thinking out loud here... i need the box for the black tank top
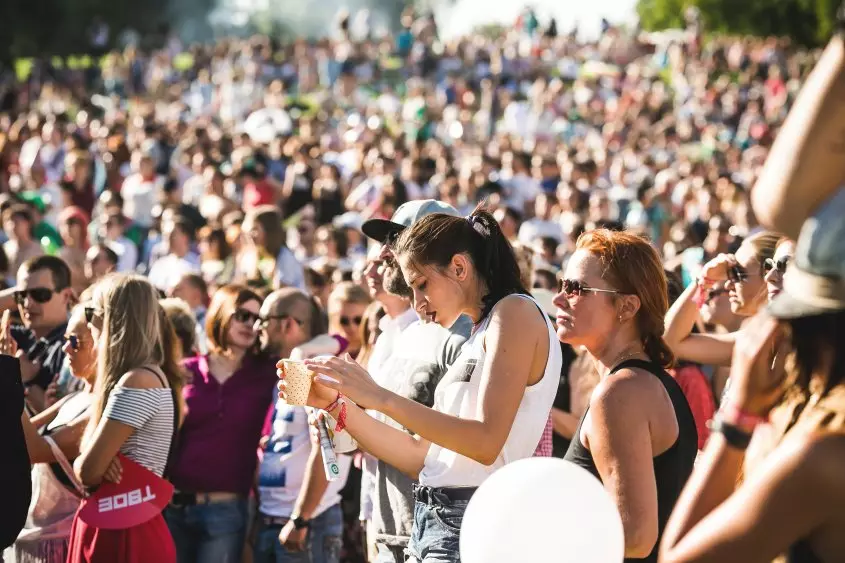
[563,359,698,563]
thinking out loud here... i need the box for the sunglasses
[727,265,749,284]
[64,334,82,351]
[557,278,623,298]
[85,306,104,324]
[763,256,790,276]
[339,315,363,327]
[232,309,260,325]
[15,287,59,305]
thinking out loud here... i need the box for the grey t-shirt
[372,315,472,551]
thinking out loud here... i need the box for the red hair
[576,229,674,367]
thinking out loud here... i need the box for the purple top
[168,354,278,495]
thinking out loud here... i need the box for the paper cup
[282,360,312,406]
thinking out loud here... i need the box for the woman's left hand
[304,355,386,410]
[726,312,790,417]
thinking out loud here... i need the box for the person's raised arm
[665,256,736,366]
[308,296,547,467]
[751,35,845,239]
[20,410,87,464]
[588,374,660,559]
[659,431,844,563]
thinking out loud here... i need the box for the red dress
[65,509,175,563]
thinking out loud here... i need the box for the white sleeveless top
[419,294,562,488]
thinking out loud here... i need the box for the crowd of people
[1,4,845,563]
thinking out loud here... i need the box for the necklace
[606,346,646,373]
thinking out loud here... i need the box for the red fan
[78,454,174,529]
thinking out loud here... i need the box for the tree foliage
[637,0,841,46]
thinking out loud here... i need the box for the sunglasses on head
[232,309,260,325]
[557,278,622,298]
[340,315,363,327]
[763,256,790,276]
[15,287,59,305]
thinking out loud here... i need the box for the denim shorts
[405,486,475,563]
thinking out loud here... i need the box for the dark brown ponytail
[394,205,528,321]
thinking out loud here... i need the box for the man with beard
[358,200,473,563]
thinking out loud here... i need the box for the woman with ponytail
[553,229,697,563]
[279,207,562,563]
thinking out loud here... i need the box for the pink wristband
[721,403,768,430]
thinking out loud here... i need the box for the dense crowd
[1,5,845,563]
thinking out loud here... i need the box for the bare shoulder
[117,368,166,390]
[490,294,547,335]
[590,367,660,418]
[793,433,845,493]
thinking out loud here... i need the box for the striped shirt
[103,386,174,476]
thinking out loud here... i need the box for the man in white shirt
[254,288,352,563]
[100,212,138,273]
[148,217,201,293]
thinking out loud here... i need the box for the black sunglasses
[64,334,81,351]
[339,315,363,327]
[727,265,749,284]
[763,256,790,276]
[15,287,59,305]
[557,278,622,298]
[232,309,260,325]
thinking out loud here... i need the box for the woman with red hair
[554,229,698,563]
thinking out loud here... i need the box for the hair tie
[467,215,491,237]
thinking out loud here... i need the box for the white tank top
[419,294,562,488]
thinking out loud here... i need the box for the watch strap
[709,416,753,450]
[292,516,311,529]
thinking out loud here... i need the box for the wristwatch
[292,516,311,530]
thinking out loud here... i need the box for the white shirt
[360,305,417,521]
[518,218,562,245]
[148,252,201,292]
[258,404,351,518]
[419,294,561,488]
[107,237,139,273]
[122,174,164,228]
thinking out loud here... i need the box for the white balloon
[460,458,624,563]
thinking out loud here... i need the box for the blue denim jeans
[405,489,470,563]
[253,503,343,563]
[164,498,248,563]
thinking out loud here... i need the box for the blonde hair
[87,274,184,437]
[327,282,372,314]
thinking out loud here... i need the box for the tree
[637,0,841,46]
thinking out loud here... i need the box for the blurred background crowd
[2,1,845,562]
